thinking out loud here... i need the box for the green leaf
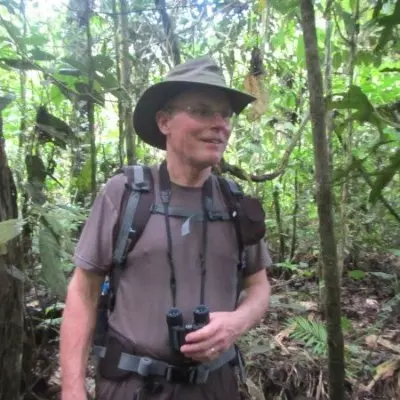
[388,249,400,257]
[369,272,396,280]
[328,85,375,122]
[93,54,114,72]
[24,33,48,47]
[61,57,88,74]
[38,220,67,298]
[0,0,18,14]
[0,219,23,253]
[380,67,400,73]
[348,270,366,280]
[0,93,15,111]
[369,148,400,204]
[1,19,21,41]
[30,48,55,61]
[332,52,343,69]
[0,58,40,70]
[269,0,298,14]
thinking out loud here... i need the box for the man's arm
[60,267,103,400]
[232,269,271,335]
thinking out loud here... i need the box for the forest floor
[24,252,400,400]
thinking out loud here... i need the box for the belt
[93,345,237,384]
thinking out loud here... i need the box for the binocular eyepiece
[166,305,210,353]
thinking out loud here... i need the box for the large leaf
[30,48,55,61]
[0,93,15,111]
[92,54,114,73]
[0,0,19,14]
[369,148,400,204]
[328,85,375,122]
[374,0,400,51]
[0,58,40,70]
[0,219,23,246]
[38,218,67,298]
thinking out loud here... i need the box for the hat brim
[133,81,256,150]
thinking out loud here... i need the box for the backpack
[94,163,266,346]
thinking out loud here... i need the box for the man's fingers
[180,338,214,354]
[184,323,215,343]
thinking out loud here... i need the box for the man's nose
[210,112,231,129]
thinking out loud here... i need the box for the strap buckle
[164,364,209,384]
[207,210,224,221]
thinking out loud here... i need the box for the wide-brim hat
[133,56,256,150]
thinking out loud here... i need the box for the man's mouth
[201,138,224,145]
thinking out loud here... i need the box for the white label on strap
[181,216,193,236]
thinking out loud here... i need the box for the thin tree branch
[155,0,181,66]
[219,114,310,182]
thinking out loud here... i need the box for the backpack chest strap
[150,203,231,221]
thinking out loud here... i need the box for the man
[60,56,272,400]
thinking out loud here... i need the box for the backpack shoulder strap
[108,165,154,312]
[112,164,154,268]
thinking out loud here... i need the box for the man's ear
[155,110,170,136]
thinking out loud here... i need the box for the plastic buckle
[208,210,223,221]
[137,357,152,377]
[164,365,190,384]
[191,365,209,384]
[132,181,150,192]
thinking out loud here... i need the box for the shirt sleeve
[72,177,122,275]
[243,239,273,277]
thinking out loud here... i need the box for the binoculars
[166,305,210,353]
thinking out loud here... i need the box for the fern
[286,316,327,356]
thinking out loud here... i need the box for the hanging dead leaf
[243,74,268,121]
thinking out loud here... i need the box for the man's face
[156,87,233,169]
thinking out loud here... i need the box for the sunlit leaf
[0,0,18,14]
[348,270,366,280]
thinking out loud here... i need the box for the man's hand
[180,311,242,362]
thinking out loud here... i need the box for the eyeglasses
[164,104,234,121]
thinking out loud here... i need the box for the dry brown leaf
[246,376,266,400]
[365,334,379,349]
[365,334,400,354]
[366,357,400,391]
[275,325,294,342]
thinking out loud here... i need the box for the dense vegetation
[0,0,399,399]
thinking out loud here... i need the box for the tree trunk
[338,0,359,278]
[299,1,345,399]
[112,0,125,167]
[120,0,135,165]
[290,166,299,260]
[85,0,97,202]
[273,184,285,262]
[0,136,24,400]
[155,0,181,66]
